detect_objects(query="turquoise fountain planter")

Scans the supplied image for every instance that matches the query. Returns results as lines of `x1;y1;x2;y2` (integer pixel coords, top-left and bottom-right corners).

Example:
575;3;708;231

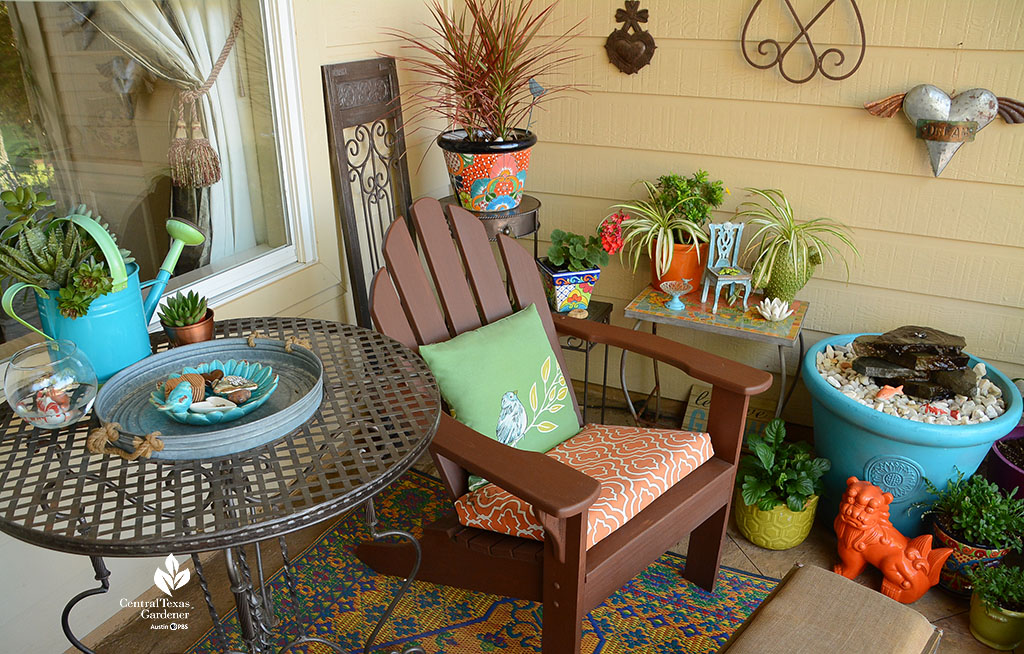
803;333;1023;537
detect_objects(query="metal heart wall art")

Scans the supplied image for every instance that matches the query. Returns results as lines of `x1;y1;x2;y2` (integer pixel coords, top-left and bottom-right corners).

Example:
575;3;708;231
606;1;655;75
865;84;1024;176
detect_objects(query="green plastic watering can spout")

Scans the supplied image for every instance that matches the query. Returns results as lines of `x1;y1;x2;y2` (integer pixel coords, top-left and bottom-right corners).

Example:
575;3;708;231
142;217;206;323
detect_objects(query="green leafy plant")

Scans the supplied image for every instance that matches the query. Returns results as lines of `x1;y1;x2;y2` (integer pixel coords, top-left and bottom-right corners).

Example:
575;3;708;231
391;0;580;141
158;291;208;327
738;418;831;512
0;197;133;319
654;170;726;230
970;564;1024;613
546;229;608;272
0;186;56;240
739;188;859;291
614;180;711;278
917;470;1024;551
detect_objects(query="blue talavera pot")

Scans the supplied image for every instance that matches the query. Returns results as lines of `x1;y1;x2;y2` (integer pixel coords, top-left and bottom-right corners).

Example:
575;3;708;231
802;333;1022;536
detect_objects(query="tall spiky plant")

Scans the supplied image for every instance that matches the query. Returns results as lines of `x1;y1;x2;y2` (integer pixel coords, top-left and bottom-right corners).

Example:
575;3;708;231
390;0;581;141
739;188;859;301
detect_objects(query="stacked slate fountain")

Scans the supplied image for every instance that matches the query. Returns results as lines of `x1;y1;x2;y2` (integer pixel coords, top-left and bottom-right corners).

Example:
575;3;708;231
851;326;976;400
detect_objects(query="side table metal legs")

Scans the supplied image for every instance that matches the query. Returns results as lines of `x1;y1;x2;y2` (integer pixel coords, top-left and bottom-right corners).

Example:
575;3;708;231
775;332;805;418
62;556;111;654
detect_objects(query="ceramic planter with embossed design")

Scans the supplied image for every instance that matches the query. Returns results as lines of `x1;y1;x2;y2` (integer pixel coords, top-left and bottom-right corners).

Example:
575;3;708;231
802;333;1022;537
732;490;818;550
437;130;536;212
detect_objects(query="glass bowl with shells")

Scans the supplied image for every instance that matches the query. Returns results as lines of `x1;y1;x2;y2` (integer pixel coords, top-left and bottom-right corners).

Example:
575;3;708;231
149;360;279;425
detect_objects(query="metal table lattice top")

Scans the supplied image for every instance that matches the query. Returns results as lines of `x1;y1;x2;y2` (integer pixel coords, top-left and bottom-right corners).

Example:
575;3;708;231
0;318;440;557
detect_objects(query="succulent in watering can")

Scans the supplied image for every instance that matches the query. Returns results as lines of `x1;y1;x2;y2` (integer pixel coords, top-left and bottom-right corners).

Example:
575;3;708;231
158;291;208;327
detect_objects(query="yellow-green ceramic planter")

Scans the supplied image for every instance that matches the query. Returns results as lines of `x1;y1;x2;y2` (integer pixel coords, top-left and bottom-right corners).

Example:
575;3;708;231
970;593;1024;650
733;491;819;550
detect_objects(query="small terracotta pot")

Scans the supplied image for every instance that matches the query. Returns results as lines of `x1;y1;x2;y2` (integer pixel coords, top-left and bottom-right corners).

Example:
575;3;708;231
933;520;1010;595
161;309;215;347
651;241;708;288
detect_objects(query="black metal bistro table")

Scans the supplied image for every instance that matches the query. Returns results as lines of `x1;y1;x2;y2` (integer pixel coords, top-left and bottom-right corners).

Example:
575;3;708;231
0;317;440;654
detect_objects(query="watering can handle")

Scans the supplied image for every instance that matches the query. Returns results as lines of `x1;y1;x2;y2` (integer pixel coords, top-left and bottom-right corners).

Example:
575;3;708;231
2;282;52;340
57;214;128;292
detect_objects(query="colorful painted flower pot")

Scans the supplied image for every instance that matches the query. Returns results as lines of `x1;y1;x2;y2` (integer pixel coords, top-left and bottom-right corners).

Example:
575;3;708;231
536;259;600;313
970;593;1024;650
437;129;536;212
732;490;819;550
933;520;1010;596
802;333;1023;537
988;426;1024;497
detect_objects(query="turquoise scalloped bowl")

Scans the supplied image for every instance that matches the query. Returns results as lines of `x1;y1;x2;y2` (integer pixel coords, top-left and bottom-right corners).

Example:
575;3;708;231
149;359;279;425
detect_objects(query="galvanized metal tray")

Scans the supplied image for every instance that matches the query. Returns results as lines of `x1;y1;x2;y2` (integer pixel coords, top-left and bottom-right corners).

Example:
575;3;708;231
95;337;323;460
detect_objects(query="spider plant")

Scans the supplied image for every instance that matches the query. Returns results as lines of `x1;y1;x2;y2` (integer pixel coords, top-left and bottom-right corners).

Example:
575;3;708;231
614;181;709;278
390;0;581;141
739;188;858;301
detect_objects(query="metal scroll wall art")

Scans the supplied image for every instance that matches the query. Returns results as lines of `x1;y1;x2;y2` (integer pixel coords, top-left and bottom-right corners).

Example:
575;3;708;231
865;85;1024;176
606;1;655;75
741;0;865;84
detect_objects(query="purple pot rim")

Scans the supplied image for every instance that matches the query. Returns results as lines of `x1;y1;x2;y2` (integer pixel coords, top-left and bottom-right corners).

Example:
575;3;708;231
992;429;1024;472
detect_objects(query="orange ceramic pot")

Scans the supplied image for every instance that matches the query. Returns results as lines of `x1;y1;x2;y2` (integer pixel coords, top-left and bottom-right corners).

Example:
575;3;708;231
162;309;215;347
651;241;708;288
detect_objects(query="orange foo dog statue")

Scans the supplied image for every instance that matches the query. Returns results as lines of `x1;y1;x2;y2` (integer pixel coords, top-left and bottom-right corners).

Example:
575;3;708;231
834;477;953;603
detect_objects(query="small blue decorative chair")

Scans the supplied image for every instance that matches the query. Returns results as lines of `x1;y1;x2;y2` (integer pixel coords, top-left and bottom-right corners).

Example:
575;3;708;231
701;222;752;314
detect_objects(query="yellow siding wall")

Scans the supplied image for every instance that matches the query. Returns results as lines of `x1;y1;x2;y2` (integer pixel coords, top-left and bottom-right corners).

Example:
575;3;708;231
526;0;1024;419
216;0;451;325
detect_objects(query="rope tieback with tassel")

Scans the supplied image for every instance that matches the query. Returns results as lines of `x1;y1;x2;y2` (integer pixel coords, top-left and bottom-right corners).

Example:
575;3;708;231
168;8;243;188
87;422;164;461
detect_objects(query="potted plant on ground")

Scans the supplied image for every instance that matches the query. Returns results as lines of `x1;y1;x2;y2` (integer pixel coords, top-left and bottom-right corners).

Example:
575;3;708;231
391;0;580;212
158;290;214;347
738;188;859;302
968;563;1024;650
989;426;1024;496
733;418;831;550
918;471;1024;595
615;171;725;286
538;229;609;313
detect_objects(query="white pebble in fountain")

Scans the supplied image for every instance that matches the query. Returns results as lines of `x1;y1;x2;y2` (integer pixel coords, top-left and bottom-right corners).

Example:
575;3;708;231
816;343;1006;425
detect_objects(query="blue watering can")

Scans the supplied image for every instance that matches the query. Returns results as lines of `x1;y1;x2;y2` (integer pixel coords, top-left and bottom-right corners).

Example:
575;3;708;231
2;214;206;382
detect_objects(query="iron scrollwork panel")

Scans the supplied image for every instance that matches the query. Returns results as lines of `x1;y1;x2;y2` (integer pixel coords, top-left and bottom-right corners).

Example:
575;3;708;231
323;58;414;328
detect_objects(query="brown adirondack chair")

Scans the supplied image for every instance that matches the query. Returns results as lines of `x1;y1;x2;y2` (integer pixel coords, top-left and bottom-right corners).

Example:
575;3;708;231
356;197;773;652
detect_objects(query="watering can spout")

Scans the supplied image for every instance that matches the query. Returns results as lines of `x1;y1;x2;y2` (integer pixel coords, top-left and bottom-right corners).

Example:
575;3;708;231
143;218;207;323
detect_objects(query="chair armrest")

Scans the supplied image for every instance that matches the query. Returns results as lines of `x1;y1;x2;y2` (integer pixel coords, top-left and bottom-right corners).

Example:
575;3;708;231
432;414;601;519
553;314;773;396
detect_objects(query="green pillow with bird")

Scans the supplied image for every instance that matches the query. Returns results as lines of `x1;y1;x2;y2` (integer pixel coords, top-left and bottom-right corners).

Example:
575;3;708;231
419;304;580;489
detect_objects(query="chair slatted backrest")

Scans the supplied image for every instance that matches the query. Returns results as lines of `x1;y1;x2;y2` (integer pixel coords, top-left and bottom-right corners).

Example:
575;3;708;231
370;198;584;496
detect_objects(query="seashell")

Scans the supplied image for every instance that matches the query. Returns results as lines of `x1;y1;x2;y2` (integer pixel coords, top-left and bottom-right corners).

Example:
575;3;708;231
755;297;794;322
224;389;251;405
201;369;224;387
164;373;206;402
157;380;194;414
189;396;237;414
213;375;258;395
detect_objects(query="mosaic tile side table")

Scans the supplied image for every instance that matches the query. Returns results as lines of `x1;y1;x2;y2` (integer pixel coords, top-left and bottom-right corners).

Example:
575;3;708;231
623;286;809;420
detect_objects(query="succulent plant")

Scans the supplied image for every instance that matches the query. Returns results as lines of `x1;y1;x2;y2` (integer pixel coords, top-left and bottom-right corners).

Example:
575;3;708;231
0;186;56;240
158;291;208;327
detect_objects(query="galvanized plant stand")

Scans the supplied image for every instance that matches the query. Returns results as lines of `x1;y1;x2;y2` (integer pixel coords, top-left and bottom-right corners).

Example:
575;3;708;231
0;317;440;654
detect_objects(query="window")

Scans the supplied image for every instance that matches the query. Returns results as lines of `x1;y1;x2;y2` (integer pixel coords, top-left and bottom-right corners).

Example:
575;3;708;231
0;0;314;340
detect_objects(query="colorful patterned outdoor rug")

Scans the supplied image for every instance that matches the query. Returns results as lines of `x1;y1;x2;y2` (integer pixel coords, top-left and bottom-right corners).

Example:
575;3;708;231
186;470;776;653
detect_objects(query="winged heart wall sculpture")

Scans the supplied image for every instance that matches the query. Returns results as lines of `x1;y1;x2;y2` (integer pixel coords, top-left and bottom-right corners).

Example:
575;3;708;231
865;84;1023;176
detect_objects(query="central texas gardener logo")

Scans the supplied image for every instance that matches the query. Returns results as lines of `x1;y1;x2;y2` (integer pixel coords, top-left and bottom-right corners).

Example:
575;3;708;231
154;554;190;596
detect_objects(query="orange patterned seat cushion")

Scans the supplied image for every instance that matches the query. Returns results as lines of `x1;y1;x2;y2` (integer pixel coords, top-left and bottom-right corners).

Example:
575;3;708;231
454;423;714;550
